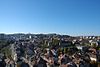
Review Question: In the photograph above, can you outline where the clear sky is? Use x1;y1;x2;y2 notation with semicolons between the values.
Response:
0;0;100;36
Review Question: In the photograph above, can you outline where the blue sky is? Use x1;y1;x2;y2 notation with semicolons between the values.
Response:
0;0;100;36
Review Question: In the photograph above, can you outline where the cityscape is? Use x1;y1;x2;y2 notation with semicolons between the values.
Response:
0;0;100;67
0;33;100;67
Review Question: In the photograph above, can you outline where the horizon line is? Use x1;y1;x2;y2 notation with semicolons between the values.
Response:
0;32;100;36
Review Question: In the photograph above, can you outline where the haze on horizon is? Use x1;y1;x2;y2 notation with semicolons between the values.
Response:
0;0;100;36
